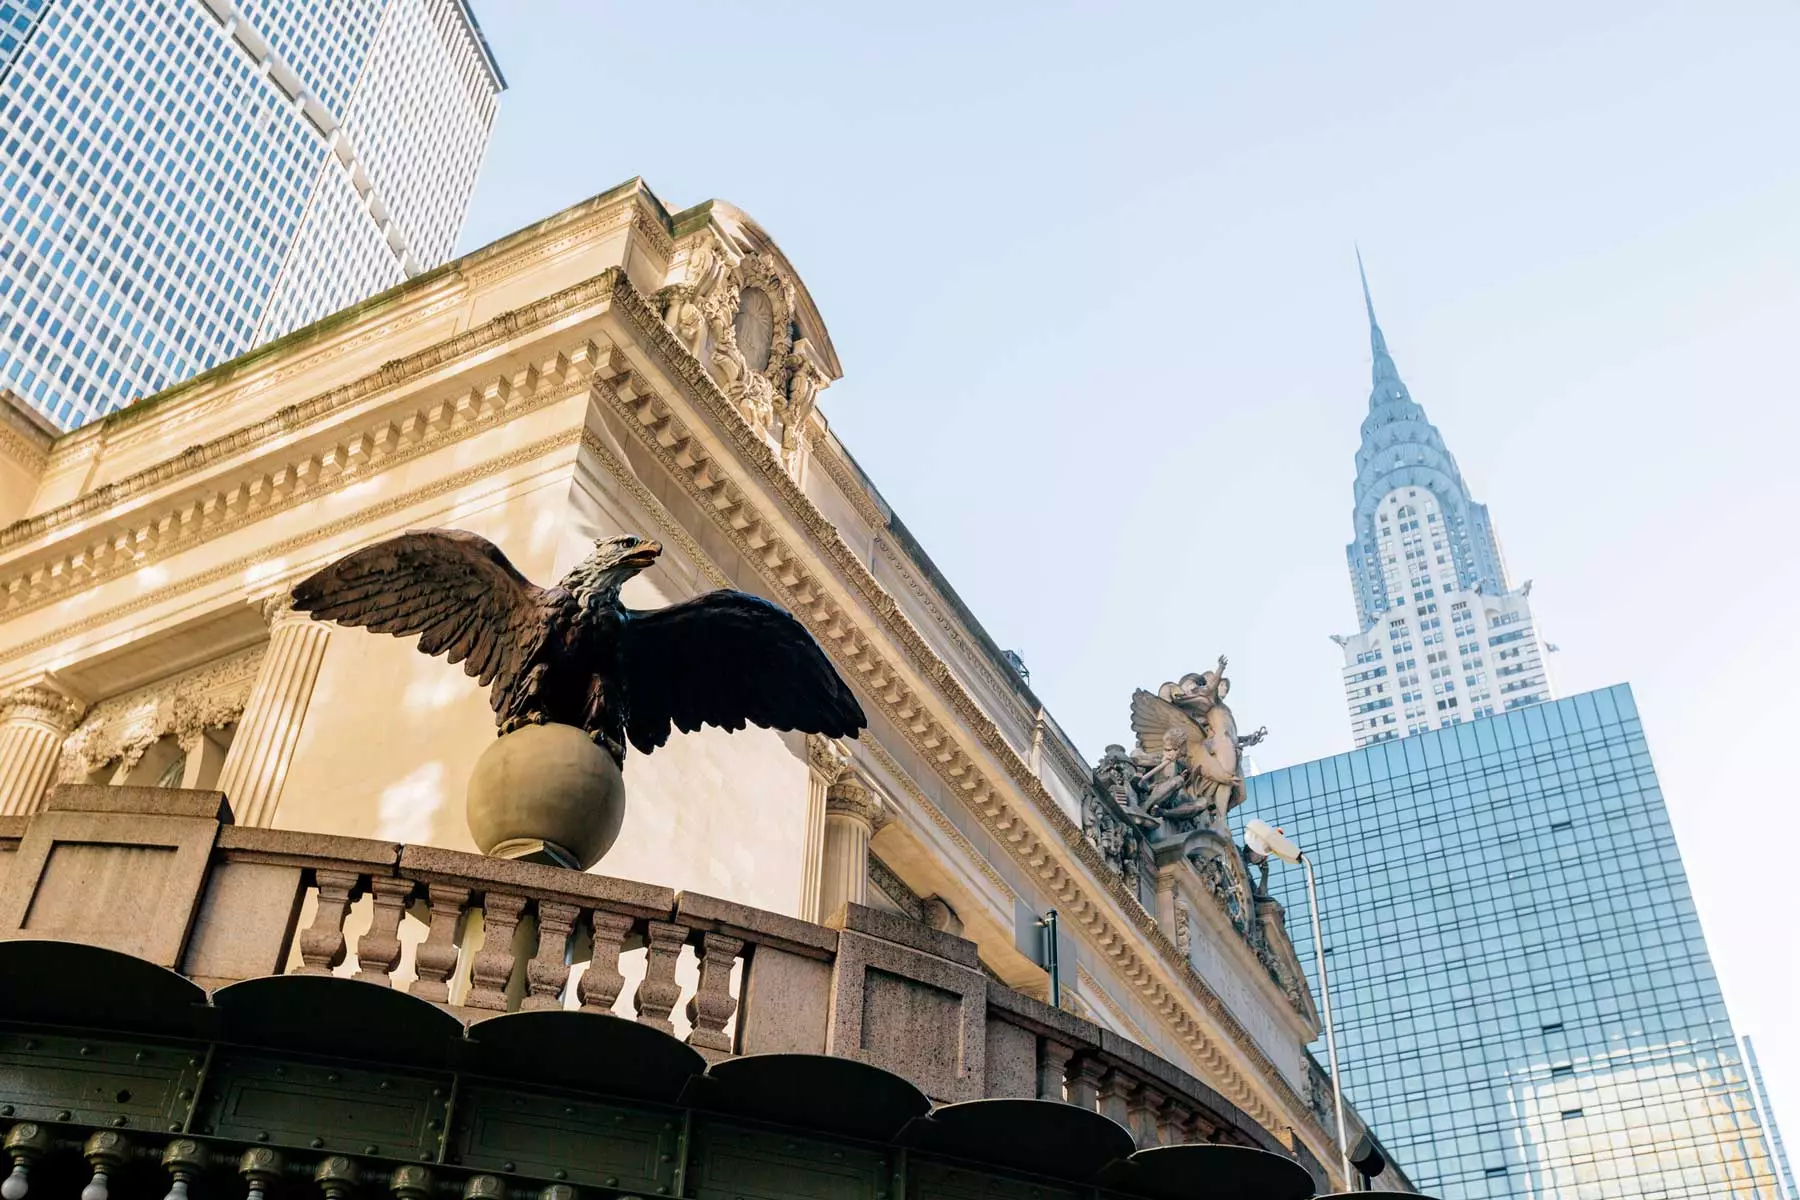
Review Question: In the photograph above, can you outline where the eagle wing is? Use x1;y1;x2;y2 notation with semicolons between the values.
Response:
1129;688;1205;759
618;590;866;755
291;529;550;712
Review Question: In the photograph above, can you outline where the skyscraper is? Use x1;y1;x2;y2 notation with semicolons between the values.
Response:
0;0;502;429
1746;1035;1798;1199
1335;256;1552;747
1248;686;1785;1198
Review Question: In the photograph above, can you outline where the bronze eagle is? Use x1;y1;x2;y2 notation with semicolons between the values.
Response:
290;530;866;766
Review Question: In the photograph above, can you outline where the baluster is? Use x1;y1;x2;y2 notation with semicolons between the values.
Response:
1038;1038;1075;1102
297;870;361;975
1067;1056;1107;1111
1099;1069;1136;1130
684;932;744;1051
411;885;471;1002
522;902;579;1011
578;911;634;1013
355;878;414;986
1132;1088;1165;1147
465;893;527;1011
1159;1099;1193;1146
633;921;687;1031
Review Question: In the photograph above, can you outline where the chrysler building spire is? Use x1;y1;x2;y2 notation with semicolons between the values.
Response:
1333;254;1554;746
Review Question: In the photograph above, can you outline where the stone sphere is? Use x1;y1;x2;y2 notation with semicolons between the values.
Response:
465;723;625;871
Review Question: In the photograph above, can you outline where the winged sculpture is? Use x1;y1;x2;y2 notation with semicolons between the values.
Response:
1128;655;1244;829
291;530;866;767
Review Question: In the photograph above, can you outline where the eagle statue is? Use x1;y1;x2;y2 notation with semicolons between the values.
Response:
291;529;866;766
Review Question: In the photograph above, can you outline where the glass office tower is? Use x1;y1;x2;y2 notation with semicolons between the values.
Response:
1247;685;1781;1198
0;0;501;429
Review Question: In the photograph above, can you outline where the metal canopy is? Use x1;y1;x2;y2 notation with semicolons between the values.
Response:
212;974;465;1066
687;1052;932;1142
0;939;211;1037
1099;1144;1317;1200
462;1009;705;1103
904;1098;1138;1182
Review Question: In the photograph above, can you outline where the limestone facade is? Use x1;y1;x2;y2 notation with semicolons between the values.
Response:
0;180;1358;1180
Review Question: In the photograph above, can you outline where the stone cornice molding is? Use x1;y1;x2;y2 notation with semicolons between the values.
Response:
1;270;624;557
591;271;1333;1158
0;427;583;668
0;330;607;622
0;418;50;473
809;437;890;533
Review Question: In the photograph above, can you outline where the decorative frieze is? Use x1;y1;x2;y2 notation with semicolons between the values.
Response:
0;341;603;621
56;645;264;785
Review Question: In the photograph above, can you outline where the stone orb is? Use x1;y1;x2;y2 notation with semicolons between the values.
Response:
465;723;625;871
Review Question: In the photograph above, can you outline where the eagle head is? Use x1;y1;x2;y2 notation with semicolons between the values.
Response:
565;534;663;607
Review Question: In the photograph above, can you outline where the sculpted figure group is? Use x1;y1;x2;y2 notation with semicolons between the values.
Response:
1091;657;1267;836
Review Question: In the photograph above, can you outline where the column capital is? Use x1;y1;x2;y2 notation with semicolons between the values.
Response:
825;773;882;828
806;733;854;783
255;588;316;631
0;675;88;735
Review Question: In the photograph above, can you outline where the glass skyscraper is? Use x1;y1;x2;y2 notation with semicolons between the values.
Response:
1248;686;1783;1198
0;0;501;429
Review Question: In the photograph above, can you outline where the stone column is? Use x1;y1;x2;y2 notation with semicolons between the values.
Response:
818;772;880;923
801;735;852;920
0;678;86;816
215;593;330;828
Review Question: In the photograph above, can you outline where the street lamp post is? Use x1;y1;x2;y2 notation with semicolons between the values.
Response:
1246;818;1352;1190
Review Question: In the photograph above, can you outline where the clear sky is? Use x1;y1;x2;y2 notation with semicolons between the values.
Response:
458;0;1800;1144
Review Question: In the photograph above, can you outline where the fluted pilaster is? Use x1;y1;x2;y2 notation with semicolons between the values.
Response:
0;679;85;816
215;593;330;827
802;735;853;920
819;772;880;922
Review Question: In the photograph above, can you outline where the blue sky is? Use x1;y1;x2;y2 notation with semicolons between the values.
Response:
458;1;1800;1141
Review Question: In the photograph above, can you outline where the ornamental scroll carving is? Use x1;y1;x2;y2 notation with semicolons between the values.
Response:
658;229;821;480
56;646;264;782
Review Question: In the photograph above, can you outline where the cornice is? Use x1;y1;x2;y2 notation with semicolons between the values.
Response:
0;427;582;668
0;345;601;623
595;271;1335;1161
809;437;889;532
871;532;1038;740
1;270;624;556
860;738;1014;902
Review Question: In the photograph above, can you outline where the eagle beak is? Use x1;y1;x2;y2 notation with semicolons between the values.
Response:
623;540;663;569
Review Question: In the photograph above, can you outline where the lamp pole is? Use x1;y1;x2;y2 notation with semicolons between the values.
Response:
1246;819;1352;1189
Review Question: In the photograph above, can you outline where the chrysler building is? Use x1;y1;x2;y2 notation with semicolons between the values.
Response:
1334;257;1553;746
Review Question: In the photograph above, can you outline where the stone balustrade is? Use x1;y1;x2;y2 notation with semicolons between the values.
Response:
0;785;1320;1178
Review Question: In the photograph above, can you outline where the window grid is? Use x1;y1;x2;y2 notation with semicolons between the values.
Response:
1248;686;1782;1199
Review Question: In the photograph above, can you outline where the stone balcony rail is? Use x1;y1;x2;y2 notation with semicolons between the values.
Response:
0;786;1326;1184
